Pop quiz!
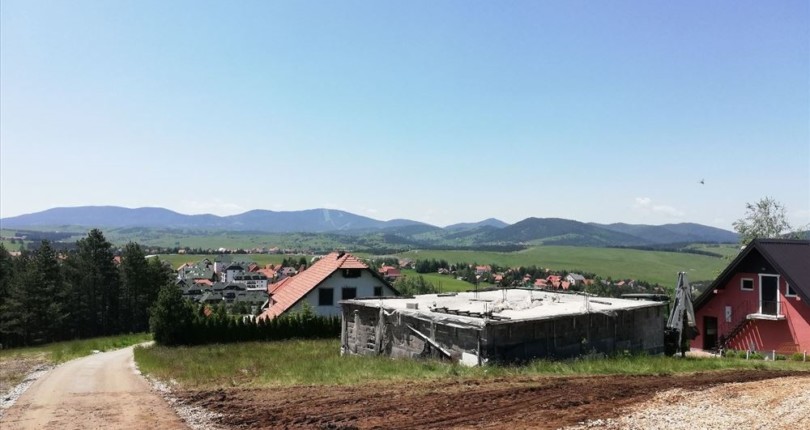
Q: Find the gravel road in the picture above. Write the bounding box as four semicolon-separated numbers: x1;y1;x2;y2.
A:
0;346;187;430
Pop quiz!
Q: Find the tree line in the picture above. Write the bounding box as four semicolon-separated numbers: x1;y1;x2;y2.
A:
0;229;173;348
150;284;340;346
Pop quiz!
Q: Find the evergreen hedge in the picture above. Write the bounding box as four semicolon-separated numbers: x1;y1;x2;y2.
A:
150;287;340;346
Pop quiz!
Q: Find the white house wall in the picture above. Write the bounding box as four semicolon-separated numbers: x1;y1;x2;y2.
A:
286;269;395;317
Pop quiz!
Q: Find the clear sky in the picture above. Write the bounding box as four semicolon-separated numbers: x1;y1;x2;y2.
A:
1;1;808;229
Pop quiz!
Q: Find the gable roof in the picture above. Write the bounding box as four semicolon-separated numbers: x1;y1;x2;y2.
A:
268;276;293;294
259;252;390;319
694;239;810;309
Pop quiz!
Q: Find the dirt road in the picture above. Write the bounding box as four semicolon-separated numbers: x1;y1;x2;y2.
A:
0;346;186;430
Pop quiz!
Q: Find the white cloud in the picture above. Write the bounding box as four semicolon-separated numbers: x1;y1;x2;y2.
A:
633;197;685;218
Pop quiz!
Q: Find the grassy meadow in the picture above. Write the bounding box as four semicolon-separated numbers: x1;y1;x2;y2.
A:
0;333;153;364
157;253;310;270
134;339;809;389
158;244;733;289
399;269;475;292
395;246;731;286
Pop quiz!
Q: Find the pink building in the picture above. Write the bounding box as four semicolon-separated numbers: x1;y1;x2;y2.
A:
691;239;810;355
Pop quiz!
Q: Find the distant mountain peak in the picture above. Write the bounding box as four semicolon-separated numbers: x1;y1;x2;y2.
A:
445;218;509;231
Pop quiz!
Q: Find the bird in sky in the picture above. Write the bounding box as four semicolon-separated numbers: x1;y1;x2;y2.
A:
699;179;705;185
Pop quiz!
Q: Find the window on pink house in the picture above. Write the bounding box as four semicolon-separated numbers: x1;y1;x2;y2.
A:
741;278;754;291
786;283;797;297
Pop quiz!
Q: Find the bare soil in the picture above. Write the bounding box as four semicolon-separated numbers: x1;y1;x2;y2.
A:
175;370;807;429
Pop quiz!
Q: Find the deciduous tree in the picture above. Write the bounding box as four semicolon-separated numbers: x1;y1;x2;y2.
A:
732;197;794;245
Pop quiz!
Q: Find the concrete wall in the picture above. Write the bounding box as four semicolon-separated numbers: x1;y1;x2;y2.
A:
480;305;665;362
341;302;665;364
341;304;483;363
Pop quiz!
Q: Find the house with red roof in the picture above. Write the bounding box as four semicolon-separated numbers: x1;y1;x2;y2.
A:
259;252;398;320
475;265;492;276
691;239;810;356
378;265;402;281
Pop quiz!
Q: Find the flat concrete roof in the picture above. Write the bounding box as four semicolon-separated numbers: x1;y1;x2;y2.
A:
342;289;665;327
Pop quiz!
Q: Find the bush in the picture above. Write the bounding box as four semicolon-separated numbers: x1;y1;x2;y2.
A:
150;295;340;346
790;352;806;361
749;351;764;360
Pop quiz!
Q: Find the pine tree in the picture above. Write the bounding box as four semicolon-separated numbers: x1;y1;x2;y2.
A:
150;284;194;346
0;241;64;345
66;230;120;337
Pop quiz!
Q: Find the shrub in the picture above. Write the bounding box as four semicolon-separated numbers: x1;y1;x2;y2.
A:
790;352;806;361
722;349;742;359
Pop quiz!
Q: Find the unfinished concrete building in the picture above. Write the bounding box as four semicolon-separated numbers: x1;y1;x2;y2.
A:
340;289;665;365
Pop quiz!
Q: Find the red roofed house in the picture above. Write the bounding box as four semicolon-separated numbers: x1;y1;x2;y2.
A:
379;266;401;282
691;239;810;356
475;265;492;276
259;252;398;320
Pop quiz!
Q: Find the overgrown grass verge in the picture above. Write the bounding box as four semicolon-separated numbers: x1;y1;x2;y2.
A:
0;332;152;394
0;332;153;364
134;339;809;389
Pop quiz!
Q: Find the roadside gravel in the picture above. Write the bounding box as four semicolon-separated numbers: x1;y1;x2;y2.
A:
0;363;53;420
568;375;810;430
139;370;224;430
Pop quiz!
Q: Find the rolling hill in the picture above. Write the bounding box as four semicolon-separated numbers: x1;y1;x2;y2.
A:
1;206;738;248
0;206;428;233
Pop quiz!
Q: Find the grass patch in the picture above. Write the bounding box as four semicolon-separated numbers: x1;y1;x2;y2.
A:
400;269;475;292
134;339;809;389
0;332;153;364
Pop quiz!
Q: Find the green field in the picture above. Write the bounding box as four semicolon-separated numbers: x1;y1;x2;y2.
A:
156;253;309;269
399;269;476;292
157;245;731;288
395;246;731;287
134;339;809;389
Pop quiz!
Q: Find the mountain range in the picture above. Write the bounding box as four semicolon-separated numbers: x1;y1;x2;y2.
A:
0;206;738;247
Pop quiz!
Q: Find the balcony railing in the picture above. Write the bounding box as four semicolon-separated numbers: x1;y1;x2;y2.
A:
749;300;785;320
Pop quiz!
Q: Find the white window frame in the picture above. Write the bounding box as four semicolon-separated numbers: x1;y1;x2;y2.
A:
758;274;781;315
786;282;797;298
740;278;754;291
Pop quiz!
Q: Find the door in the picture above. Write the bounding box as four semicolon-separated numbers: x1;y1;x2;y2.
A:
760;275;779;315
703;316;718;350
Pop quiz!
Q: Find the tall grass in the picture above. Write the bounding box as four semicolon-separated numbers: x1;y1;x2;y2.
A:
134;339;809;389
0;333;152;364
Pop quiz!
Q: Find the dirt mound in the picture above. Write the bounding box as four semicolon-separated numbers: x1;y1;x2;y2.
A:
175;370;806;429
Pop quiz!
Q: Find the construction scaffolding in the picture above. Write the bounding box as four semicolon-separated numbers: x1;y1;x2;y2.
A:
341;289;666;365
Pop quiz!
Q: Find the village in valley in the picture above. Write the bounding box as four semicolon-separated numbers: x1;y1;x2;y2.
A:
2;1;809;429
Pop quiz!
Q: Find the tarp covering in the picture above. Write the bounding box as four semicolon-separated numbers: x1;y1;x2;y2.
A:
666;272;698;349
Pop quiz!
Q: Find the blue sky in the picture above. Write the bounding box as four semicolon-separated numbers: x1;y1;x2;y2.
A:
1;1;808;229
